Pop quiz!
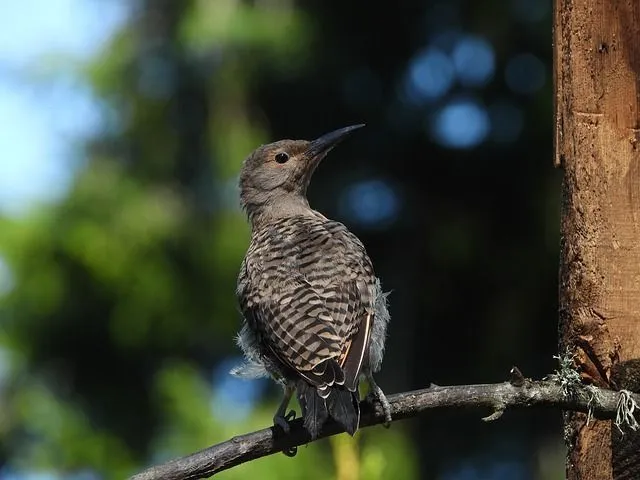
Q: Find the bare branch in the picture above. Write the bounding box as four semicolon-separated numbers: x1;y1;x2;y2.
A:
130;379;640;480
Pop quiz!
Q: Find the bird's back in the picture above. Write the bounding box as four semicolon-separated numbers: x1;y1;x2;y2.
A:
237;212;376;381
237;211;378;437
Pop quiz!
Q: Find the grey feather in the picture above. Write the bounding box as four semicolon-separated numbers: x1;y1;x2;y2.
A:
229;362;269;379
368;279;391;374
230;323;271;380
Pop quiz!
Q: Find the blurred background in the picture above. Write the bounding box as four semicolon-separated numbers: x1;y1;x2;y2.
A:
0;0;561;478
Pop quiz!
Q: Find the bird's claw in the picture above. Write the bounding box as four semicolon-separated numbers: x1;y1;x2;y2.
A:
274;410;298;457
274;409;297;434
283;446;298;457
381;409;392;428
366;390;392;428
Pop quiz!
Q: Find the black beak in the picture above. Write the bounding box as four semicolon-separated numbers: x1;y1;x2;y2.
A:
306;124;365;158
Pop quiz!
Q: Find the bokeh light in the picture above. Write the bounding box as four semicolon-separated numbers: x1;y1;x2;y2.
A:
403;47;455;104
211;358;268;422
339;179;400;229
452;35;495;87
431;97;490;148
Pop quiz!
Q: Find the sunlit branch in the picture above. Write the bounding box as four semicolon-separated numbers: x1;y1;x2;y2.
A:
130;368;639;480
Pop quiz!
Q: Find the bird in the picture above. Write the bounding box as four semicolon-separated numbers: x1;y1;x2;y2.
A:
232;124;391;440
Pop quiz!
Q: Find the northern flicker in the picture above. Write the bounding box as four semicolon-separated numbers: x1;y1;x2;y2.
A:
232;124;391;440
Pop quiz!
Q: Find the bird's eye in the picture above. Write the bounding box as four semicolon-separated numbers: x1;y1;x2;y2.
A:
275;152;289;164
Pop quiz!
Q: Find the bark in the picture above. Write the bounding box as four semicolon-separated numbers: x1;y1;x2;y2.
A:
554;0;640;478
130;374;640;480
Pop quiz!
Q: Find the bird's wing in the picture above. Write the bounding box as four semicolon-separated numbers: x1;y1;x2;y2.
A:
238;217;376;393
254;278;349;393
311;223;376;392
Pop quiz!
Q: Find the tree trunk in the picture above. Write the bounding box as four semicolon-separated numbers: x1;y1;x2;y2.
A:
555;0;640;478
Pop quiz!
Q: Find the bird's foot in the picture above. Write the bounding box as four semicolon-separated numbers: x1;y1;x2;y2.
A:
274;410;298;457
282;446;298;458
273;409;297;434
366;384;392;428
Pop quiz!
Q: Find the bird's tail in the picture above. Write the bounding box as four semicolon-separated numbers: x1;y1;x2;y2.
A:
297;380;360;439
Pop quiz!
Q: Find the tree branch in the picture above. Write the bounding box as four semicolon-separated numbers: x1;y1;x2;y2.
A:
130;373;640;480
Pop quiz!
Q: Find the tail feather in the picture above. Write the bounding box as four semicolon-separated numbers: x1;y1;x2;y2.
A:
327;388;360;436
297;381;329;439
297;380;360;439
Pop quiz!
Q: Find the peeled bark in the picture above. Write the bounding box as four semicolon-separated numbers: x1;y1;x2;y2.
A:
554;0;640;478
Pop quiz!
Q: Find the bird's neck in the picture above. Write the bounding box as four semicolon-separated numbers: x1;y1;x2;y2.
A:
247;194;316;230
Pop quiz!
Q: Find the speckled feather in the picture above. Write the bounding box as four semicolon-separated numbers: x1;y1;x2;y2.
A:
237;212;376;392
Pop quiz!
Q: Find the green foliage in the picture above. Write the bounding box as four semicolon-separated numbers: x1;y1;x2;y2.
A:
180;0;312;71
12;381;134;478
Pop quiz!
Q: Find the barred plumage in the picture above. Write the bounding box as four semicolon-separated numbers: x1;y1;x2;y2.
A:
233;125;391;439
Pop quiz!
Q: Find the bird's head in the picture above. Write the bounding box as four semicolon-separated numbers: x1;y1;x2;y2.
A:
239;124;364;221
